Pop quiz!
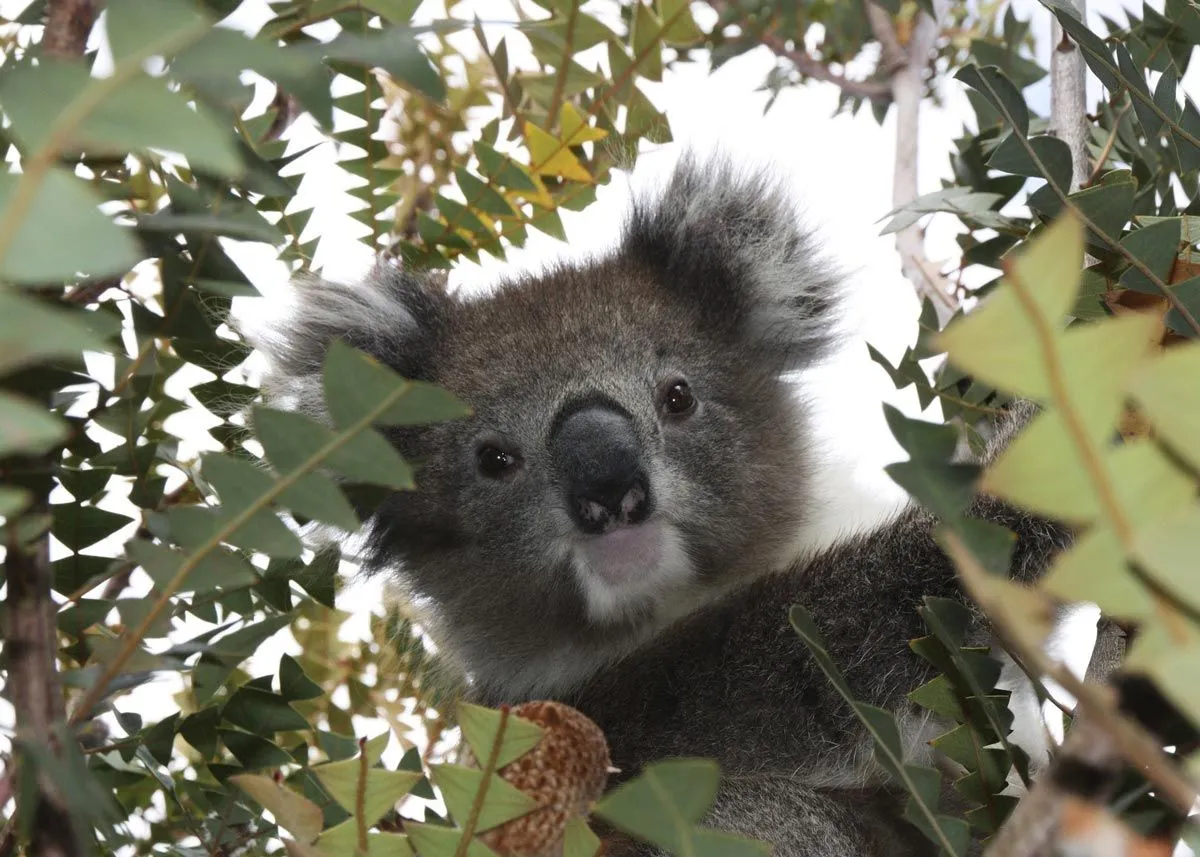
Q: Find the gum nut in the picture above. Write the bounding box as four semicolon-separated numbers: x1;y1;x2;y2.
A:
471;701;611;857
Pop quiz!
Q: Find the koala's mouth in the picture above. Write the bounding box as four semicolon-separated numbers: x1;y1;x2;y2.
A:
571;518;697;623
577;520;666;586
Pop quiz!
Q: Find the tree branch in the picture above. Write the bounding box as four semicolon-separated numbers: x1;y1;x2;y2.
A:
708;0;893;101
0;4;104;856
40;0;98;58
865;0;959;326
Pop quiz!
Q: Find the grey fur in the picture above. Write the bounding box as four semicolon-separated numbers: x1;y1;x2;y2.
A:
247;157;1070;856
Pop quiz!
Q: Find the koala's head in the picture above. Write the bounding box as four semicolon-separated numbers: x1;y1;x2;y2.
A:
248;157;841;700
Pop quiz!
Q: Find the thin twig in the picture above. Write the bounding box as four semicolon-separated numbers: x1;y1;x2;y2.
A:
866;0;959;325
710;0;892;100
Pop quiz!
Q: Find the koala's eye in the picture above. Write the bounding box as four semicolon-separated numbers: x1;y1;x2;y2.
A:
477;445;521;479
660;380;697;417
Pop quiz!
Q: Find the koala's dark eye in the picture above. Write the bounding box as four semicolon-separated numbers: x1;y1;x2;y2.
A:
477;445;521;479
660;380;697;417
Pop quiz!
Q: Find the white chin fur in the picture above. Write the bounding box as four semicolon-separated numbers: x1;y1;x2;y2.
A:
572;520;694;622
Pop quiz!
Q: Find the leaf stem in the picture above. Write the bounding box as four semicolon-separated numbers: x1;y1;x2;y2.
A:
453;706;509;857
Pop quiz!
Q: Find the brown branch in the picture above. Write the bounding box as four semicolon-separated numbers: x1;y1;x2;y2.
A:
5;518;82;857
708;0;892;100
2;5;103;856
866;0;959;325
40;0;98;58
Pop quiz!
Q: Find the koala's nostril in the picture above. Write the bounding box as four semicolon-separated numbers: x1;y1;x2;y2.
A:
570;475;652;534
620;479;650;525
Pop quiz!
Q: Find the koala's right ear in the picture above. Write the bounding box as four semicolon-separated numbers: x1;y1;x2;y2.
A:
242;264;450;417
619;154;842;371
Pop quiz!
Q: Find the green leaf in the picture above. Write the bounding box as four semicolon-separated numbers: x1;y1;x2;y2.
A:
1131;342;1200;472
279;654;324;702
2;64;241;177
317;27;445;101
0;393;70;457
1042;526;1154;621
253;406;415;491
105;0;208;62
231;773;324;844
955;65;1029;134
454;168;515;218
1119;218;1182;294
593;759;723;850
562;816;601;857
988;132;1073;189
52;503;134;551
457;703;544;770
908;675;965;722
166;503;304;559
220;728;294;769
322;341;470;429
431;764;537;831
789;605;967;857
474;142;538;192
142;713;180;767
127;540;258;595
0;291;110;374
630;2;664;82
316;824;415;857
0;168;142;285
223;687;309;735
406;822;498;857
1040;0;1121;91
937;215;1085;399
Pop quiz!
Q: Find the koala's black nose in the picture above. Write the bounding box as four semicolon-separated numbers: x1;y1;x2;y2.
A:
550;401;653;535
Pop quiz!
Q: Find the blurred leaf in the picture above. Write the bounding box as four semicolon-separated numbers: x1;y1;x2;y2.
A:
317;28;445;101
232;773;324;844
457;702;543;770
223;686;309;734
406;822;498;857
253;407;415;491
322;341;470;430
127;540;257;594
432;764;536;831
0;168;142;284
0;292;110;374
2;64;241;177
52;504;134;551
562;816;602;857
0;393;70;457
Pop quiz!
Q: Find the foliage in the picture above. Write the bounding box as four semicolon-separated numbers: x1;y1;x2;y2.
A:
856;2;1200;850
0;0;718;853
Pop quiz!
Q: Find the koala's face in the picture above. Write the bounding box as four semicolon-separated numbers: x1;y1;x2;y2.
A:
366;259;810;686
253;158;838;698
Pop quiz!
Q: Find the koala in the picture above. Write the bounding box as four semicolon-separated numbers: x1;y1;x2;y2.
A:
247;156;1075;856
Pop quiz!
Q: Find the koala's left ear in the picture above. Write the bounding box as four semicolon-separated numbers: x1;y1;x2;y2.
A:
240;263;451;419
619;155;841;370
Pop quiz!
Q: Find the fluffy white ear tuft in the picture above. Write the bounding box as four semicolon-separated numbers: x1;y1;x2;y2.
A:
621;153;843;369
238;266;449;418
